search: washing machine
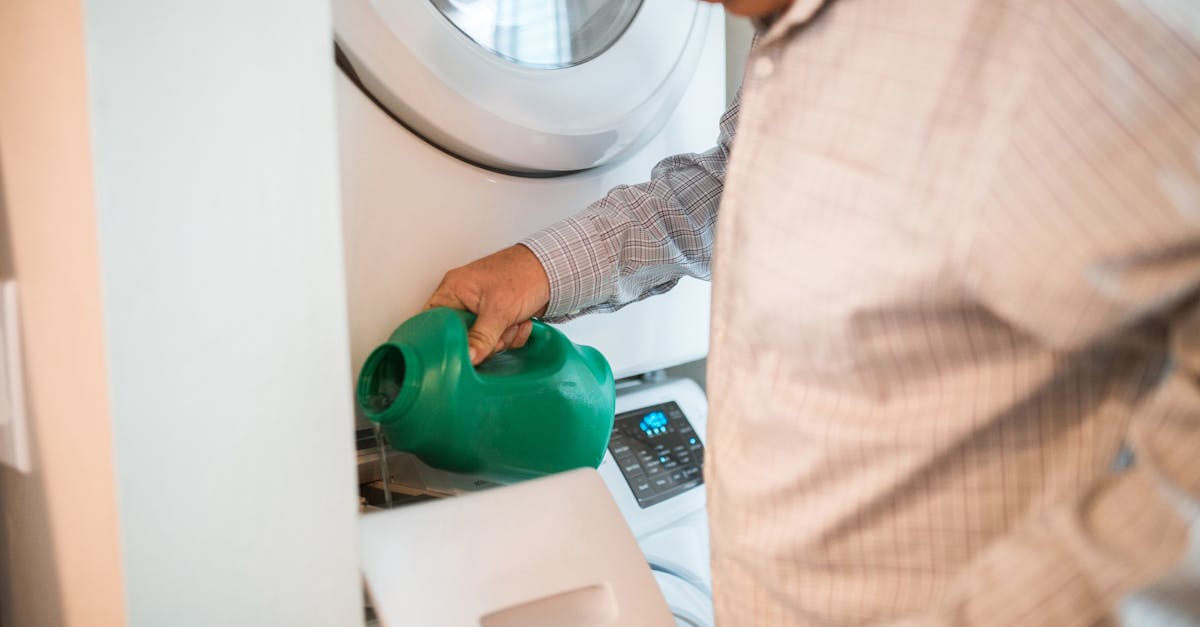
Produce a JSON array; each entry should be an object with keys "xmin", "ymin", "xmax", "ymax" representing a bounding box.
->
[
  {"xmin": 600, "ymin": 377, "xmax": 713, "ymax": 627},
  {"xmin": 335, "ymin": 2, "xmax": 723, "ymax": 625}
]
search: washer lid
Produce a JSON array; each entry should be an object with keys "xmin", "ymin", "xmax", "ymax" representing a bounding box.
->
[{"xmin": 334, "ymin": 0, "xmax": 709, "ymax": 173}]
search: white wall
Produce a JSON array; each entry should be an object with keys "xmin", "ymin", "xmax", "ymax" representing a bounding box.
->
[{"xmin": 84, "ymin": 2, "xmax": 362, "ymax": 625}]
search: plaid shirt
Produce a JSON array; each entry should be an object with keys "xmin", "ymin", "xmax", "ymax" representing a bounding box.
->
[{"xmin": 522, "ymin": 1, "xmax": 1200, "ymax": 624}]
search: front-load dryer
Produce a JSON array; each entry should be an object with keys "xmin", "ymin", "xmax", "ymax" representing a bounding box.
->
[
  {"xmin": 336, "ymin": 3, "xmax": 724, "ymax": 624},
  {"xmin": 333, "ymin": 0, "xmax": 726, "ymax": 383}
]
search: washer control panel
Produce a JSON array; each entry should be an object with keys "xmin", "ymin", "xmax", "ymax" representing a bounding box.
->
[{"xmin": 608, "ymin": 401, "xmax": 705, "ymax": 509}]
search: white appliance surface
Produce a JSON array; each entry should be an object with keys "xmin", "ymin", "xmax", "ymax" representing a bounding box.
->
[
  {"xmin": 654, "ymin": 570, "xmax": 713, "ymax": 627},
  {"xmin": 600, "ymin": 379, "xmax": 713, "ymax": 627},
  {"xmin": 335, "ymin": 0, "xmax": 713, "ymax": 172},
  {"xmin": 600, "ymin": 379, "xmax": 709, "ymax": 538},
  {"xmin": 335, "ymin": 2, "xmax": 725, "ymax": 383},
  {"xmin": 360, "ymin": 468, "xmax": 676, "ymax": 627}
]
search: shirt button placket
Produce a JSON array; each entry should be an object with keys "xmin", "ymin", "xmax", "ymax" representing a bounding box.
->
[{"xmin": 753, "ymin": 55, "xmax": 775, "ymax": 79}]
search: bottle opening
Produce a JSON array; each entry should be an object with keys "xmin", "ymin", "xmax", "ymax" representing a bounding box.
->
[{"xmin": 359, "ymin": 344, "xmax": 407, "ymax": 418}]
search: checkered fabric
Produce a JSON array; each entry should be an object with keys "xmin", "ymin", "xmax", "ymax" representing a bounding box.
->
[{"xmin": 522, "ymin": 1, "xmax": 1200, "ymax": 624}]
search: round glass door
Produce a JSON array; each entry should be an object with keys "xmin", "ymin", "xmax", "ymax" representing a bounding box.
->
[{"xmin": 430, "ymin": 0, "xmax": 642, "ymax": 69}]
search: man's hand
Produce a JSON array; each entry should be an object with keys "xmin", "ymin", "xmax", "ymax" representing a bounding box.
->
[{"xmin": 425, "ymin": 245, "xmax": 551, "ymax": 365}]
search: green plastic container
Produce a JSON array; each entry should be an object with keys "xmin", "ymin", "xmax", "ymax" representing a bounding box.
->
[{"xmin": 357, "ymin": 307, "xmax": 616, "ymax": 482}]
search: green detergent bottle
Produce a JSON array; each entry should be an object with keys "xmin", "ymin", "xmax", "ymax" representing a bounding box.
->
[{"xmin": 357, "ymin": 307, "xmax": 616, "ymax": 483}]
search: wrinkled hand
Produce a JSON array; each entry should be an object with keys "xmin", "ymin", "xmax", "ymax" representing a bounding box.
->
[{"xmin": 425, "ymin": 245, "xmax": 551, "ymax": 365}]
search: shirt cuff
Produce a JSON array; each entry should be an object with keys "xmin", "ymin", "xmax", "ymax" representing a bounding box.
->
[{"xmin": 518, "ymin": 213, "xmax": 614, "ymax": 320}]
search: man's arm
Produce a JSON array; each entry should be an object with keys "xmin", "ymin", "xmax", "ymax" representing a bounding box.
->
[
  {"xmin": 427, "ymin": 94, "xmax": 740, "ymax": 363},
  {"xmin": 521, "ymin": 94, "xmax": 740, "ymax": 321}
]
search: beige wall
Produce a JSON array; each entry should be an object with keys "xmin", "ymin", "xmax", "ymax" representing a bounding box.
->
[{"xmin": 0, "ymin": 1, "xmax": 126, "ymax": 625}]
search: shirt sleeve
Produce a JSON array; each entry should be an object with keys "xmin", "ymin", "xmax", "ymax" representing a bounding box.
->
[
  {"xmin": 519, "ymin": 93, "xmax": 740, "ymax": 321},
  {"xmin": 890, "ymin": 3, "xmax": 1200, "ymax": 625}
]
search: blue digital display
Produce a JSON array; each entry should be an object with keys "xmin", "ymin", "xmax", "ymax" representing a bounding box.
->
[{"xmin": 639, "ymin": 411, "xmax": 668, "ymax": 436}]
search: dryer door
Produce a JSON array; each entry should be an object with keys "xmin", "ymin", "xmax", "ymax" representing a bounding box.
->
[{"xmin": 334, "ymin": 0, "xmax": 710, "ymax": 174}]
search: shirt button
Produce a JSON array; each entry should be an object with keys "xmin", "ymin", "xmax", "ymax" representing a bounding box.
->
[{"xmin": 753, "ymin": 56, "xmax": 775, "ymax": 78}]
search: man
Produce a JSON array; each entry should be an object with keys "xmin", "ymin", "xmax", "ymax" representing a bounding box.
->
[{"xmin": 427, "ymin": 1, "xmax": 1200, "ymax": 624}]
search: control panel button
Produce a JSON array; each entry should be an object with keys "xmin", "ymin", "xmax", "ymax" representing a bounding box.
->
[{"xmin": 620, "ymin": 462, "xmax": 643, "ymax": 476}]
